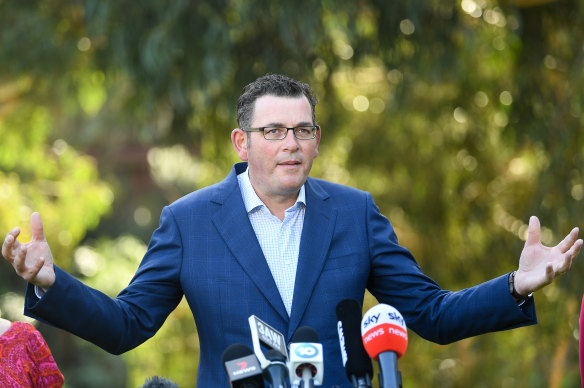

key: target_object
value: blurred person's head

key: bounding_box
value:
[141,376,179,388]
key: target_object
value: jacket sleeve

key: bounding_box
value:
[364,193,536,345]
[24,206,184,354]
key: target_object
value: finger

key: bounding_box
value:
[7,226,21,239]
[3,227,21,245]
[555,254,572,274]
[30,212,45,242]
[2,228,21,260]
[545,262,555,282]
[556,227,580,253]
[567,238,583,259]
[12,245,28,273]
[525,216,541,246]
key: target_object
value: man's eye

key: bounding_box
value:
[265,128,282,135]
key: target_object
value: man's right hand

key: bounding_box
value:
[2,212,56,290]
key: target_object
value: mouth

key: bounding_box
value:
[278,160,302,166]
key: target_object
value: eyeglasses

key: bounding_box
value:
[244,125,319,140]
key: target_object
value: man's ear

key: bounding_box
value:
[314,126,322,157]
[231,128,248,161]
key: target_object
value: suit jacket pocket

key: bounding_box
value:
[322,251,362,271]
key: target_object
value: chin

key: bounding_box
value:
[278,181,304,194]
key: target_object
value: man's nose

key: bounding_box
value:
[281,129,300,149]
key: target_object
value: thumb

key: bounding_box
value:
[525,215,541,246]
[30,212,45,242]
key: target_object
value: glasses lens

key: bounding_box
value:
[263,127,286,140]
[294,126,316,139]
[261,126,316,140]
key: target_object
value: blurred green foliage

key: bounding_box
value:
[1,0,583,387]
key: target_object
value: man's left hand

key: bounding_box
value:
[514,216,583,296]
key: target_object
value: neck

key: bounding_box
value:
[247,170,301,221]
[260,193,298,221]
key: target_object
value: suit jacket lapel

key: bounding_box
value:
[288,178,337,338]
[211,163,289,322]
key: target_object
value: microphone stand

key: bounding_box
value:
[299,368,315,388]
[351,375,372,388]
[378,352,402,388]
[298,380,314,388]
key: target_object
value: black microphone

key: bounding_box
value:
[222,343,266,388]
[263,349,290,388]
[336,299,373,388]
[288,326,324,387]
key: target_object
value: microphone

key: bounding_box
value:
[249,315,289,369]
[263,349,290,388]
[360,304,408,388]
[248,315,289,387]
[336,299,373,388]
[222,343,266,388]
[288,326,324,387]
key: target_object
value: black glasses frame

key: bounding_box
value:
[244,125,319,140]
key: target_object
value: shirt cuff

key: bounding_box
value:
[34,285,47,299]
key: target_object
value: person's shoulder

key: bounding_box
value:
[1,321,43,343]
[167,167,240,211]
[305,177,374,213]
[11,321,39,336]
[170,181,226,207]
[307,177,370,199]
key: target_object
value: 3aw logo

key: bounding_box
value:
[294,344,319,358]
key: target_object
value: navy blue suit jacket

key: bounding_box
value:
[25,162,536,387]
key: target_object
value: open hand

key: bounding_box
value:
[514,216,583,296]
[1,212,56,289]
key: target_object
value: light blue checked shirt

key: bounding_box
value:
[237,168,306,316]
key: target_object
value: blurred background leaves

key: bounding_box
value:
[0,0,583,386]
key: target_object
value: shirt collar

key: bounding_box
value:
[238,167,306,214]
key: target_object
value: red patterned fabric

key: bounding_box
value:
[0,321,64,387]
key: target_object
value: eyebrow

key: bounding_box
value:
[258,121,314,127]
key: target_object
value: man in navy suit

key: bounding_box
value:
[2,74,583,387]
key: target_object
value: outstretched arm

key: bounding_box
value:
[2,212,55,289]
[514,216,583,296]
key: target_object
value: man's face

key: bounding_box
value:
[233,94,320,201]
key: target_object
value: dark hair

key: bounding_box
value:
[236,74,318,129]
[141,376,179,388]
